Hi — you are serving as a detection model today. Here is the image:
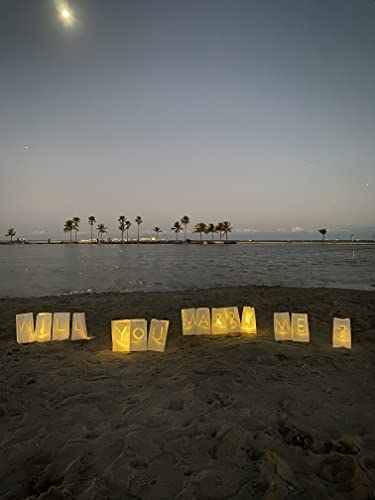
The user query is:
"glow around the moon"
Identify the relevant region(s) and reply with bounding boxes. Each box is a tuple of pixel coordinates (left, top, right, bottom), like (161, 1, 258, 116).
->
(56, 2, 74, 25)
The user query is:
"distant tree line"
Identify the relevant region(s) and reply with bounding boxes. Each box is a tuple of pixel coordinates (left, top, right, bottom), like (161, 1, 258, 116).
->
(10, 223, 375, 243)
(61, 216, 234, 242)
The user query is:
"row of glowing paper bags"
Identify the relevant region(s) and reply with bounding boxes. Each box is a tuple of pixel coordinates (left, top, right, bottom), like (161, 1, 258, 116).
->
(182, 307, 352, 349)
(16, 312, 91, 344)
(15, 312, 169, 352)
(16, 306, 352, 351)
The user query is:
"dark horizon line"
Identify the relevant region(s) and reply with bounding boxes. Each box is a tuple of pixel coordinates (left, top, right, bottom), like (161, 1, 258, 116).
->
(1, 239, 374, 245)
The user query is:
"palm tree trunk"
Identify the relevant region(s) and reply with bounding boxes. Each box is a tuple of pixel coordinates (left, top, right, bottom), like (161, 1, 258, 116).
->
(137, 225, 140, 241)
(90, 225, 93, 242)
(200, 232, 202, 241)
(121, 231, 124, 243)
(184, 226, 187, 240)
(126, 229, 129, 242)
(225, 232, 228, 241)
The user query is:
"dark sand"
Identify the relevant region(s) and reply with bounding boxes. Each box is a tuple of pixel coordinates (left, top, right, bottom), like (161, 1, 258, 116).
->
(0, 286, 375, 499)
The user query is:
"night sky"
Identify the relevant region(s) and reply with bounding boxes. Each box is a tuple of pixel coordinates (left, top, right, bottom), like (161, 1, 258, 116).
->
(1, 0, 374, 239)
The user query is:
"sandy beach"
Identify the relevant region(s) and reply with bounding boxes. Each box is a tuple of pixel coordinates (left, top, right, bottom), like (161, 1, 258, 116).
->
(1, 285, 375, 499)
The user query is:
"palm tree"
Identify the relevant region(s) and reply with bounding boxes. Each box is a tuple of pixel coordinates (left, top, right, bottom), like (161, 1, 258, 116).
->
(221, 221, 233, 241)
(135, 216, 143, 241)
(215, 222, 224, 240)
(171, 221, 183, 241)
(97, 223, 107, 242)
(5, 228, 16, 242)
(64, 220, 74, 242)
(318, 228, 327, 241)
(118, 215, 126, 243)
(181, 215, 190, 240)
(72, 217, 80, 242)
(125, 220, 132, 242)
(88, 215, 96, 242)
(153, 226, 162, 240)
(206, 223, 216, 240)
(193, 222, 208, 241)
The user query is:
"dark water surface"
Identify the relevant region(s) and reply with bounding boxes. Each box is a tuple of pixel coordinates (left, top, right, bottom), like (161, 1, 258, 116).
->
(0, 243, 374, 297)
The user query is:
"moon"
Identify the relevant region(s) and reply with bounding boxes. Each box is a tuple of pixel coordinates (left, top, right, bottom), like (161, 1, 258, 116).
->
(58, 5, 74, 25)
(61, 9, 71, 18)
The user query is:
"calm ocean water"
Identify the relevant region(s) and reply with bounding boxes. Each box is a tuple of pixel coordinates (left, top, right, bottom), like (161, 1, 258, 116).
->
(0, 243, 374, 297)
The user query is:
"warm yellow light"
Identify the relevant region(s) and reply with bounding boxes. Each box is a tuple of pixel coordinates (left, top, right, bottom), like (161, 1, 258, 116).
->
(333, 318, 351, 349)
(130, 319, 148, 351)
(291, 313, 310, 343)
(112, 320, 131, 352)
(148, 319, 170, 352)
(241, 306, 257, 335)
(211, 308, 228, 334)
(181, 308, 197, 335)
(225, 307, 241, 333)
(274, 312, 292, 341)
(61, 9, 71, 18)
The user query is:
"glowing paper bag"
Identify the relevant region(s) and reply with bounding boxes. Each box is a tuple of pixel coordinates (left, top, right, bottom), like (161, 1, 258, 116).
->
(130, 319, 148, 351)
(211, 308, 228, 334)
(112, 319, 131, 352)
(181, 308, 197, 335)
(274, 312, 292, 341)
(225, 307, 241, 333)
(16, 313, 35, 344)
(196, 308, 211, 335)
(52, 313, 71, 341)
(71, 313, 90, 340)
(291, 313, 310, 343)
(241, 306, 257, 334)
(148, 319, 169, 352)
(34, 313, 52, 342)
(333, 318, 351, 349)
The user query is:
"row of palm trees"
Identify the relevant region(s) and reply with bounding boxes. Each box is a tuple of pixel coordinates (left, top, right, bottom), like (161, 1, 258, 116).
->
(154, 221, 233, 241)
(62, 216, 233, 242)
(64, 216, 144, 242)
(3, 224, 334, 243)
(174, 221, 233, 241)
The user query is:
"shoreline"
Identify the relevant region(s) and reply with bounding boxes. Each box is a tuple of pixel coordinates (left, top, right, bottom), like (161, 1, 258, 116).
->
(1, 239, 375, 245)
(1, 285, 375, 498)
(1, 282, 375, 301)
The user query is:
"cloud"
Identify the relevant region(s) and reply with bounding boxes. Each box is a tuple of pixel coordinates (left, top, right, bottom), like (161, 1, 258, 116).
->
(241, 228, 258, 234)
(290, 226, 304, 233)
(31, 229, 46, 235)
